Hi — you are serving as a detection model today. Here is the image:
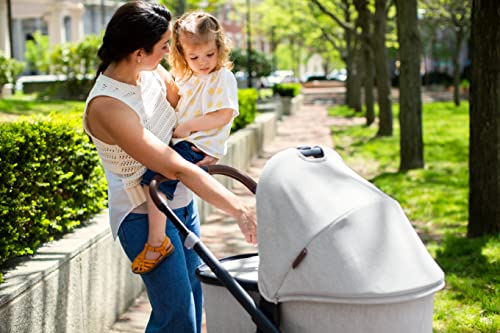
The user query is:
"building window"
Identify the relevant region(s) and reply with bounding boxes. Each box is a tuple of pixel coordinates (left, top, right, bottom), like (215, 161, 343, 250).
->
(64, 16, 71, 42)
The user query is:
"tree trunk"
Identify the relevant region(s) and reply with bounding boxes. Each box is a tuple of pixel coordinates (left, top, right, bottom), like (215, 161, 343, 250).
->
(354, 0, 375, 125)
(395, 0, 424, 170)
(345, 53, 354, 105)
(373, 0, 393, 136)
(343, 0, 362, 111)
(347, 48, 363, 112)
(468, 0, 500, 237)
(452, 28, 464, 106)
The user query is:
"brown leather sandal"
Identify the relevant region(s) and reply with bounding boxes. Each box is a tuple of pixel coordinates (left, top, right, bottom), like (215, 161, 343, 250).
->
(131, 237, 174, 274)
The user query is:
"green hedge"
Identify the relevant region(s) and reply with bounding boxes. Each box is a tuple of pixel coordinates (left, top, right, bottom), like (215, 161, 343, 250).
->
(232, 88, 258, 132)
(273, 83, 301, 97)
(0, 118, 107, 280)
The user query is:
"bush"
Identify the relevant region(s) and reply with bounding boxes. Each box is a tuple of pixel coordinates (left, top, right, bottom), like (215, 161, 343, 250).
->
(24, 31, 50, 74)
(0, 52, 25, 89)
(232, 88, 258, 132)
(273, 83, 301, 97)
(50, 34, 101, 79)
(39, 34, 102, 100)
(0, 118, 107, 273)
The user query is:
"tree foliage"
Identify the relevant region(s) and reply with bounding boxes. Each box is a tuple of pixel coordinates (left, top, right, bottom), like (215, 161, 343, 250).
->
(230, 48, 272, 78)
(255, 0, 343, 75)
(158, 0, 226, 17)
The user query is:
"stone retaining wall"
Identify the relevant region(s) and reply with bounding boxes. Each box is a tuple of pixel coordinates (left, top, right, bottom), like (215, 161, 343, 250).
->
(0, 111, 278, 333)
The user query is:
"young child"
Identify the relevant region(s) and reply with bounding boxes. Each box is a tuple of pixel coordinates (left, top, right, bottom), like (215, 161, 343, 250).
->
(132, 11, 239, 274)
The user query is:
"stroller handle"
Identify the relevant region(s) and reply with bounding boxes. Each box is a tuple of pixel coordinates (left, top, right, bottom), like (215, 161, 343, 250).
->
(149, 165, 280, 333)
(204, 164, 257, 194)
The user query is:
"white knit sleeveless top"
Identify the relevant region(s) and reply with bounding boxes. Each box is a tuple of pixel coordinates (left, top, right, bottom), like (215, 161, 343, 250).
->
(83, 71, 178, 238)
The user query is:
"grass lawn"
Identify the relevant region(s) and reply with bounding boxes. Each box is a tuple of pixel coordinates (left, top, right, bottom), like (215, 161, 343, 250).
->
(0, 94, 85, 122)
(328, 102, 499, 332)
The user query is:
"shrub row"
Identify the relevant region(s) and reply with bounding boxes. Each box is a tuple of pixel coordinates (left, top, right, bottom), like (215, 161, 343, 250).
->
(0, 118, 107, 278)
(232, 88, 258, 132)
(273, 83, 301, 97)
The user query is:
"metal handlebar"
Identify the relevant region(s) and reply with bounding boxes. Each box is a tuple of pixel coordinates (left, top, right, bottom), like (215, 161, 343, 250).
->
(204, 164, 257, 194)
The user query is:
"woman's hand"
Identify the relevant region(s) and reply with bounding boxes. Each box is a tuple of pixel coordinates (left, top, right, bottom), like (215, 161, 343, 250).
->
(236, 207, 257, 245)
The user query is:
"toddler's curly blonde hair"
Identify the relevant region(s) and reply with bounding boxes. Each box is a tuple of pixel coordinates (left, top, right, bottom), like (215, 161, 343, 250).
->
(169, 11, 233, 80)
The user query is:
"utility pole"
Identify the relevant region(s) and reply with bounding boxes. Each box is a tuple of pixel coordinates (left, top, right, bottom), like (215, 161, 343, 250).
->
(6, 0, 14, 57)
(246, 0, 252, 88)
(100, 0, 106, 27)
(270, 25, 276, 71)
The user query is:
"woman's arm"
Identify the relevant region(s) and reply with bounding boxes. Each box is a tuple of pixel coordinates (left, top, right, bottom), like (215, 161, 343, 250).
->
(173, 108, 233, 138)
(86, 97, 256, 244)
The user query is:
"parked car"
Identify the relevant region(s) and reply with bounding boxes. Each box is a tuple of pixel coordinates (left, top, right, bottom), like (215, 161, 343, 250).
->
(327, 68, 347, 82)
(259, 70, 296, 88)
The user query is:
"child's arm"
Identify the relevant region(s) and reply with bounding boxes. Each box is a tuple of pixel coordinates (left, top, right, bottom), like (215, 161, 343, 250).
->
(173, 108, 233, 138)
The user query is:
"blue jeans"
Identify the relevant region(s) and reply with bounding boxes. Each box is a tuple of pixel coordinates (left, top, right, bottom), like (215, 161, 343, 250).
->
(141, 141, 205, 200)
(117, 200, 202, 333)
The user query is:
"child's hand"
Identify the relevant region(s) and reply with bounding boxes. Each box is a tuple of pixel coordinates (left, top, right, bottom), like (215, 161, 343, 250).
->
(173, 123, 191, 138)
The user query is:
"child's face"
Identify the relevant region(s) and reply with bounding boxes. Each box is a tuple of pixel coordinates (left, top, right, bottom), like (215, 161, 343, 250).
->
(181, 37, 218, 75)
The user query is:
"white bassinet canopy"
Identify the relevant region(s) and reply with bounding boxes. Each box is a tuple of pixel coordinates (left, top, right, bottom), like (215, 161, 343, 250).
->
(256, 146, 444, 305)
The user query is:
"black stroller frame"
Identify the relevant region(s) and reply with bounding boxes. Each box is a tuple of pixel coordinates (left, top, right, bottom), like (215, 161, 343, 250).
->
(149, 146, 324, 333)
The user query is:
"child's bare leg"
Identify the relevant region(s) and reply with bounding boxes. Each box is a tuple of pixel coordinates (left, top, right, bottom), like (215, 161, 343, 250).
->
(144, 185, 167, 260)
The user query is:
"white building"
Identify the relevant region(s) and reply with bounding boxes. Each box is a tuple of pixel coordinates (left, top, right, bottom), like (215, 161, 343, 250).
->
(0, 0, 124, 60)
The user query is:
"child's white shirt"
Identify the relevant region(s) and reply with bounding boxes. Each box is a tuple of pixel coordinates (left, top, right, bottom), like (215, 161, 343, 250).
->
(172, 67, 239, 158)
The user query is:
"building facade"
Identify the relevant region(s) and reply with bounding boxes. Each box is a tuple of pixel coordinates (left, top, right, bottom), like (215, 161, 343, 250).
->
(0, 0, 123, 60)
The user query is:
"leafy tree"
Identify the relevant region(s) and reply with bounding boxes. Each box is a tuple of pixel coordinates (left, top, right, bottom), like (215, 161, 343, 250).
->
(468, 0, 500, 237)
(421, 0, 471, 106)
(309, 0, 363, 112)
(395, 0, 424, 170)
(230, 48, 272, 78)
(255, 0, 308, 76)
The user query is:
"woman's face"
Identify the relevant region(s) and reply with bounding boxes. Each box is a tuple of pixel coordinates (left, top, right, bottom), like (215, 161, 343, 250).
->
(142, 29, 172, 70)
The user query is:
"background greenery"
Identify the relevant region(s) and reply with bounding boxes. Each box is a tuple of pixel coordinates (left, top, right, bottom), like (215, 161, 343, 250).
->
(328, 101, 499, 333)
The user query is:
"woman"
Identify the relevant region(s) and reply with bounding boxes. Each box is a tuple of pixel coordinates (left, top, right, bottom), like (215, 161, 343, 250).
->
(82, 2, 256, 332)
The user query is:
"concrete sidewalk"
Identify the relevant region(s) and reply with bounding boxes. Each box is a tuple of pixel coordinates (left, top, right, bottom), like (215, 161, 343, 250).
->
(109, 103, 335, 333)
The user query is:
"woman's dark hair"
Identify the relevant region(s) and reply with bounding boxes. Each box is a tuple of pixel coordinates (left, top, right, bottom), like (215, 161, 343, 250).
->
(96, 1, 172, 78)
